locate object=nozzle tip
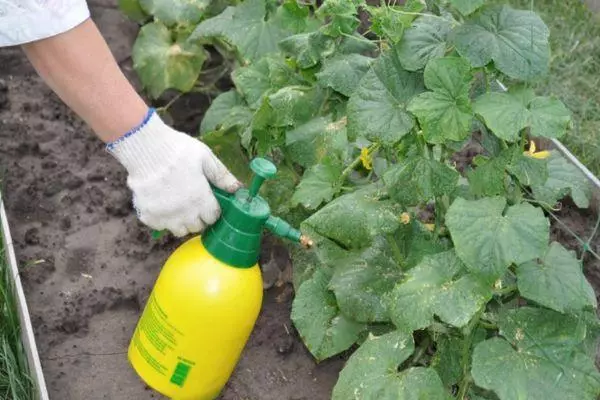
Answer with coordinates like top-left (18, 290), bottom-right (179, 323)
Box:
top-left (300, 235), bottom-right (314, 249)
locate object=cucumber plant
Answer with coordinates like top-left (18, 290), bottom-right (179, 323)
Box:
top-left (123, 0), bottom-right (600, 398)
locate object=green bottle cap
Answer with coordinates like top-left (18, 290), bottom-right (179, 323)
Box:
top-left (202, 157), bottom-right (306, 268)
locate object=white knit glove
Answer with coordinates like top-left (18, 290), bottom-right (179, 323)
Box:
top-left (107, 108), bottom-right (242, 237)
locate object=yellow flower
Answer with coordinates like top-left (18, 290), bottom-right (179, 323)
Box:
top-left (524, 140), bottom-right (550, 159)
top-left (360, 147), bottom-right (373, 170)
top-left (400, 212), bottom-right (411, 225)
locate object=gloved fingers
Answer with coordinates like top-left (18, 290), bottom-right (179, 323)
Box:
top-left (201, 149), bottom-right (242, 193)
top-left (184, 216), bottom-right (204, 234)
top-left (196, 175), bottom-right (222, 226)
top-left (165, 222), bottom-right (189, 238)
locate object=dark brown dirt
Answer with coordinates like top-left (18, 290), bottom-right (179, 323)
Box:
top-left (0, 5), bottom-right (343, 400)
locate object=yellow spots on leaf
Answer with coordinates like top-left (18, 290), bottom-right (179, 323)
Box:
top-left (494, 279), bottom-right (503, 290)
top-left (326, 116), bottom-right (347, 132)
top-left (360, 147), bottom-right (373, 170)
top-left (400, 212), bottom-right (411, 225)
top-left (525, 139), bottom-right (550, 159)
top-left (424, 223), bottom-right (435, 232)
top-left (515, 328), bottom-right (524, 341)
top-left (168, 44), bottom-right (183, 56)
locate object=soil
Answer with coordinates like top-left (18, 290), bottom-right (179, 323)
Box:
top-left (0, 5), bottom-right (343, 400)
top-left (1, 4), bottom-right (600, 400)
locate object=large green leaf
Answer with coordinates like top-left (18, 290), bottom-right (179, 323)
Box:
top-left (466, 153), bottom-right (511, 197)
top-left (497, 307), bottom-right (589, 354)
top-left (329, 236), bottom-right (404, 323)
top-left (264, 86), bottom-right (323, 127)
top-left (303, 184), bottom-right (401, 249)
top-left (191, 0), bottom-right (302, 63)
top-left (199, 90), bottom-right (252, 134)
top-left (407, 57), bottom-right (473, 144)
top-left (139, 0), bottom-right (209, 26)
top-left (285, 116), bottom-right (348, 168)
top-left (472, 307), bottom-right (600, 400)
top-left (393, 220), bottom-right (450, 269)
top-left (506, 152), bottom-right (548, 187)
top-left (446, 197), bottom-right (549, 280)
top-left (383, 156), bottom-right (459, 206)
top-left (431, 336), bottom-right (462, 388)
top-left (450, 0), bottom-right (485, 15)
top-left (291, 160), bottom-right (343, 210)
top-left (278, 31), bottom-right (335, 69)
top-left (232, 55), bottom-right (302, 108)
top-left (531, 151), bottom-right (591, 208)
top-left (337, 32), bottom-right (379, 54)
top-left (432, 328), bottom-right (487, 389)
top-left (347, 49), bottom-right (424, 144)
top-left (517, 242), bottom-right (597, 313)
top-left (396, 15), bottom-right (453, 71)
top-left (316, 0), bottom-right (363, 37)
top-left (387, 250), bottom-right (491, 331)
top-left (467, 146), bottom-right (547, 196)
top-left (132, 22), bottom-right (207, 98)
top-left (474, 89), bottom-right (571, 141)
top-left (332, 331), bottom-right (448, 400)
top-left (452, 5), bottom-right (550, 81)
top-left (291, 224), bottom-right (354, 289)
top-left (317, 54), bottom-right (374, 97)
top-left (291, 268), bottom-right (365, 361)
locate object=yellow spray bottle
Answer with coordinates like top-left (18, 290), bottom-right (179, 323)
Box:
top-left (127, 157), bottom-right (311, 399)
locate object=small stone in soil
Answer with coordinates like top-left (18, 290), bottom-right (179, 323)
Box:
top-left (275, 335), bottom-right (295, 355)
top-left (0, 79), bottom-right (9, 110)
top-left (24, 227), bottom-right (40, 245)
top-left (44, 182), bottom-right (62, 197)
top-left (60, 217), bottom-right (71, 230)
top-left (65, 176), bottom-right (84, 190)
top-left (87, 172), bottom-right (105, 182)
top-left (42, 160), bottom-right (58, 169)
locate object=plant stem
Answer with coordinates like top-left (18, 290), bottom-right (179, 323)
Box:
top-left (156, 92), bottom-right (184, 112)
top-left (478, 320), bottom-right (498, 330)
top-left (520, 129), bottom-right (528, 152)
top-left (386, 233), bottom-right (404, 265)
top-left (434, 196), bottom-right (443, 239)
top-left (387, 8), bottom-right (451, 22)
top-left (483, 67), bottom-right (490, 92)
top-left (456, 311), bottom-right (482, 400)
top-left (317, 89), bottom-right (331, 116)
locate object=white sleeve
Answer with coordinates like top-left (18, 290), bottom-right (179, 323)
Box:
top-left (0, 0), bottom-right (90, 47)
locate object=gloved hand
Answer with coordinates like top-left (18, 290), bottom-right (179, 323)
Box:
top-left (107, 108), bottom-right (242, 237)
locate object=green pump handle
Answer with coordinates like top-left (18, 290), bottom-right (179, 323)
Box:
top-left (151, 158), bottom-right (312, 249)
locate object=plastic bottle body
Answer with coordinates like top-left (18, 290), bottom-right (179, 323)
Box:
top-left (128, 235), bottom-right (263, 400)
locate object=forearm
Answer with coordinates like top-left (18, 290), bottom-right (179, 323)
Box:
top-left (21, 18), bottom-right (148, 143)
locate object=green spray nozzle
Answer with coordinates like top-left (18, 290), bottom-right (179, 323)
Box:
top-left (197, 157), bottom-right (312, 268)
top-left (247, 157), bottom-right (277, 199)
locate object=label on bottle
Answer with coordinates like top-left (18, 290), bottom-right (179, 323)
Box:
top-left (169, 357), bottom-right (195, 387)
top-left (131, 292), bottom-right (185, 379)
